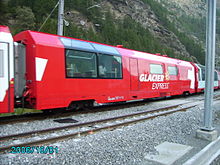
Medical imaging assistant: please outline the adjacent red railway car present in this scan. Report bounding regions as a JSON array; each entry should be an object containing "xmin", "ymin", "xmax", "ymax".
[
  {"xmin": 0, "ymin": 26, "xmax": 219, "ymax": 113},
  {"xmin": 0, "ymin": 26, "xmax": 14, "ymax": 113},
  {"xmin": 195, "ymin": 64, "xmax": 219, "ymax": 91}
]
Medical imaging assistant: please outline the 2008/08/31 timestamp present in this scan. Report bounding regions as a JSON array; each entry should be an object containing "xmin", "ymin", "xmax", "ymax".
[{"xmin": 9, "ymin": 146, "xmax": 59, "ymax": 154}]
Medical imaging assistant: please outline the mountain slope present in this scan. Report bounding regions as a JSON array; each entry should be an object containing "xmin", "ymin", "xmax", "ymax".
[{"xmin": 1, "ymin": 0, "xmax": 220, "ymax": 65}]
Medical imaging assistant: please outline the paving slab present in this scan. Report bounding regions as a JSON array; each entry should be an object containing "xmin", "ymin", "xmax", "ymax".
[{"xmin": 145, "ymin": 142, "xmax": 192, "ymax": 165}]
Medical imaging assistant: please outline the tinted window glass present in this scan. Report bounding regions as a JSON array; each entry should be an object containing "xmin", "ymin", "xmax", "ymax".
[
  {"xmin": 150, "ymin": 64, "xmax": 163, "ymax": 74},
  {"xmin": 92, "ymin": 43, "xmax": 120, "ymax": 55},
  {"xmin": 98, "ymin": 54, "xmax": 122, "ymax": 79},
  {"xmin": 168, "ymin": 66, "xmax": 178, "ymax": 75},
  {"xmin": 60, "ymin": 38, "xmax": 95, "ymax": 52},
  {"xmin": 71, "ymin": 40, "xmax": 95, "ymax": 51},
  {"xmin": 60, "ymin": 38, "xmax": 71, "ymax": 47},
  {"xmin": 65, "ymin": 49, "xmax": 97, "ymax": 78}
]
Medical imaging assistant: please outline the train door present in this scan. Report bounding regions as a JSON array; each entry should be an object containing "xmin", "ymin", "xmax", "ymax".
[
  {"xmin": 0, "ymin": 26, "xmax": 14, "ymax": 113},
  {"xmin": 129, "ymin": 58, "xmax": 139, "ymax": 91}
]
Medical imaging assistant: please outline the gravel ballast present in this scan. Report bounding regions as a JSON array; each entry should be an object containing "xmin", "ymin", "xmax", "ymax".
[{"xmin": 1, "ymin": 91, "xmax": 220, "ymax": 165}]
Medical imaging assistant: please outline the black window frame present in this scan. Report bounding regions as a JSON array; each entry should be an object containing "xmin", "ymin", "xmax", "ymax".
[
  {"xmin": 97, "ymin": 53, "xmax": 123, "ymax": 79},
  {"xmin": 65, "ymin": 49, "xmax": 98, "ymax": 79},
  {"xmin": 65, "ymin": 49, "xmax": 123, "ymax": 79}
]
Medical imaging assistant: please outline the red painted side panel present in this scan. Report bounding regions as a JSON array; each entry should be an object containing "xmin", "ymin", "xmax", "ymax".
[
  {"xmin": 0, "ymin": 81, "xmax": 14, "ymax": 113},
  {"xmin": 118, "ymin": 48, "xmax": 196, "ymax": 98},
  {"xmin": 34, "ymin": 45, "xmax": 129, "ymax": 109},
  {"xmin": 130, "ymin": 58, "xmax": 139, "ymax": 91},
  {"xmin": 0, "ymin": 90, "xmax": 9, "ymax": 113}
]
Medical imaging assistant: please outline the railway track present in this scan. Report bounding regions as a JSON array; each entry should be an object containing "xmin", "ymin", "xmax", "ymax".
[
  {"xmin": 0, "ymin": 103, "xmax": 198, "ymax": 153},
  {"xmin": 0, "ymin": 94, "xmax": 219, "ymax": 154},
  {"xmin": 1, "ymin": 93, "xmax": 220, "ymax": 126},
  {"xmin": 0, "ymin": 99, "xmax": 158, "ymax": 125}
]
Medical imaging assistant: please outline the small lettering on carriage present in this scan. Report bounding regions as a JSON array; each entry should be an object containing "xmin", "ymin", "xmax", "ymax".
[{"xmin": 108, "ymin": 96, "xmax": 124, "ymax": 101}]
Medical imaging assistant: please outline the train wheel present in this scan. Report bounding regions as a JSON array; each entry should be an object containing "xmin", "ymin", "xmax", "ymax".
[
  {"xmin": 67, "ymin": 100, "xmax": 94, "ymax": 111},
  {"xmin": 183, "ymin": 91, "xmax": 190, "ymax": 97}
]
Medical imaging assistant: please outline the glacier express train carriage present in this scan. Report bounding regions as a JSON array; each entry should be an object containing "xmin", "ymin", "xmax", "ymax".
[
  {"xmin": 0, "ymin": 25, "xmax": 218, "ymax": 113},
  {"xmin": 195, "ymin": 64, "xmax": 219, "ymax": 92}
]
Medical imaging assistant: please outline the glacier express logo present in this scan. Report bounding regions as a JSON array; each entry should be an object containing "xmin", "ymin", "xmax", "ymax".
[
  {"xmin": 139, "ymin": 74, "xmax": 169, "ymax": 90},
  {"xmin": 139, "ymin": 74, "xmax": 164, "ymax": 82}
]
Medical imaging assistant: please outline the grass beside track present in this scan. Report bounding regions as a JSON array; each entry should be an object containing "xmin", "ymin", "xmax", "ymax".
[{"xmin": 0, "ymin": 108, "xmax": 42, "ymax": 117}]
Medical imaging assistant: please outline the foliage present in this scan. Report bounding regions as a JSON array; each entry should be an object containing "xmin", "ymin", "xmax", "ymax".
[
  {"xmin": 177, "ymin": 15, "xmax": 206, "ymax": 40},
  {"xmin": 11, "ymin": 6, "xmax": 36, "ymax": 34},
  {"xmin": 216, "ymin": 9, "xmax": 220, "ymax": 35},
  {"xmin": 143, "ymin": 0, "xmax": 205, "ymax": 64},
  {"xmin": 65, "ymin": 0, "xmax": 102, "ymax": 21},
  {"xmin": 0, "ymin": 1, "xmax": 8, "ymax": 25},
  {"xmin": 39, "ymin": 18, "xmax": 57, "ymax": 34},
  {"xmin": 1, "ymin": 0, "xmax": 207, "ymax": 63},
  {"xmin": 0, "ymin": 108, "xmax": 42, "ymax": 117},
  {"xmin": 64, "ymin": 12, "xmax": 176, "ymax": 58},
  {"xmin": 8, "ymin": 0, "xmax": 57, "ymax": 29}
]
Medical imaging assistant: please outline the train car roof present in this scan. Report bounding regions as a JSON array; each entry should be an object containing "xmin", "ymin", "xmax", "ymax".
[
  {"xmin": 117, "ymin": 47, "xmax": 192, "ymax": 67},
  {"xmin": 14, "ymin": 30, "xmax": 64, "ymax": 48},
  {"xmin": 0, "ymin": 25, "xmax": 10, "ymax": 33},
  {"xmin": 13, "ymin": 30, "xmax": 192, "ymax": 66}
]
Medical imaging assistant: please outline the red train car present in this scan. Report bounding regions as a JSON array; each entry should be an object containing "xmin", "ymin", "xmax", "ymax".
[
  {"xmin": 1, "ymin": 26, "xmax": 218, "ymax": 113},
  {"xmin": 10, "ymin": 30, "xmax": 197, "ymax": 111},
  {"xmin": 0, "ymin": 26, "xmax": 14, "ymax": 113}
]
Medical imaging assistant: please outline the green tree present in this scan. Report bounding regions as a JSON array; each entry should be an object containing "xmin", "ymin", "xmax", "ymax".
[
  {"xmin": 0, "ymin": 1, "xmax": 8, "ymax": 25},
  {"xmin": 12, "ymin": 6, "xmax": 36, "ymax": 34},
  {"xmin": 143, "ymin": 0, "xmax": 205, "ymax": 64},
  {"xmin": 40, "ymin": 18, "xmax": 57, "ymax": 34}
]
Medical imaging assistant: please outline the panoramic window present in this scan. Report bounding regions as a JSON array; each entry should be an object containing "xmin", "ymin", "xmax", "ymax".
[
  {"xmin": 98, "ymin": 54, "xmax": 122, "ymax": 79},
  {"xmin": 0, "ymin": 50, "xmax": 4, "ymax": 77},
  {"xmin": 168, "ymin": 66, "xmax": 178, "ymax": 75},
  {"xmin": 65, "ymin": 49, "xmax": 97, "ymax": 78},
  {"xmin": 150, "ymin": 64, "xmax": 163, "ymax": 74}
]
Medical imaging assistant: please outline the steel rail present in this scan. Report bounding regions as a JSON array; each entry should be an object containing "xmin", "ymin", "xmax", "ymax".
[
  {"xmin": 0, "ymin": 97, "xmax": 165, "ymax": 125},
  {"xmin": 1, "ymin": 94, "xmax": 219, "ymax": 125},
  {"xmin": 0, "ymin": 105, "xmax": 196, "ymax": 152},
  {"xmin": 0, "ymin": 104, "xmax": 181, "ymax": 141}
]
